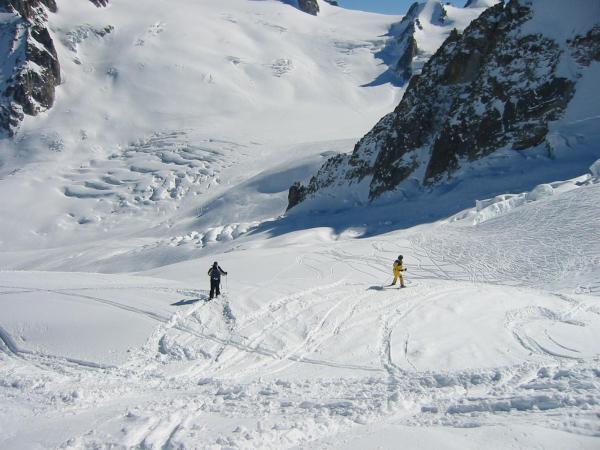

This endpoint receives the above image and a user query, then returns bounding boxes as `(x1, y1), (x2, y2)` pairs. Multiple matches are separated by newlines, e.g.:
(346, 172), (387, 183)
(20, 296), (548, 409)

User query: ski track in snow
(1, 180), (599, 448)
(0, 1), (599, 446)
(1, 233), (600, 448)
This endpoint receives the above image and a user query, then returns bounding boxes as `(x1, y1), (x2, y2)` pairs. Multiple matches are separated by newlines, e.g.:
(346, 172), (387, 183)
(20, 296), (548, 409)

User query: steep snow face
(381, 0), (491, 82)
(290, 0), (600, 209)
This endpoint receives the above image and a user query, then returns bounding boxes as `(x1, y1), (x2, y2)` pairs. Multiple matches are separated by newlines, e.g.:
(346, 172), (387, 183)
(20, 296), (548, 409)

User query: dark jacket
(208, 265), (227, 281)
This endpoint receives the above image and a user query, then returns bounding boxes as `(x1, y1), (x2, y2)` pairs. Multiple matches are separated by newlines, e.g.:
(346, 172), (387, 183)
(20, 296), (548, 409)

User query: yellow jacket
(393, 260), (404, 275)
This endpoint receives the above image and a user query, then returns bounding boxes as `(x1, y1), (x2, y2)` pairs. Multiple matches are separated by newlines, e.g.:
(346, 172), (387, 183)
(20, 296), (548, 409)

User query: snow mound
(526, 183), (555, 201)
(472, 183), (555, 224)
(474, 193), (528, 224)
(467, 169), (597, 225)
(167, 222), (260, 248)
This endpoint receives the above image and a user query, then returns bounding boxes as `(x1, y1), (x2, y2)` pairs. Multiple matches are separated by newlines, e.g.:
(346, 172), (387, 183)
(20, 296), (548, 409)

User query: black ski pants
(210, 279), (221, 299)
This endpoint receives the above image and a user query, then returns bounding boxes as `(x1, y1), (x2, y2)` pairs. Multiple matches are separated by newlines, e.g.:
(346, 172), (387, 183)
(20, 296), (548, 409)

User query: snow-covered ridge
(381, 0), (496, 82)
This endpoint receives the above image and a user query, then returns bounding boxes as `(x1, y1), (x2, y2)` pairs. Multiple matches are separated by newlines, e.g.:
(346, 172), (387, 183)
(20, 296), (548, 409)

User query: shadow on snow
(171, 298), (207, 307)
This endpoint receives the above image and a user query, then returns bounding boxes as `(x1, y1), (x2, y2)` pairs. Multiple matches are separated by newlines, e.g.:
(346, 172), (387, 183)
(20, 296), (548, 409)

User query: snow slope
(0, 1), (599, 449)
(0, 0), (406, 260)
(5, 0), (402, 151)
(1, 164), (600, 448)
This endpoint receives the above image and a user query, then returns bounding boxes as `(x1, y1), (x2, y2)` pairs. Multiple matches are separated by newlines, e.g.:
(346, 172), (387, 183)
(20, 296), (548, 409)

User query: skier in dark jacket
(208, 261), (227, 299)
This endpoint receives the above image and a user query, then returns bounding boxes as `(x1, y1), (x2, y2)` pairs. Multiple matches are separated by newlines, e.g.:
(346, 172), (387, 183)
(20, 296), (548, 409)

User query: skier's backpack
(210, 266), (221, 281)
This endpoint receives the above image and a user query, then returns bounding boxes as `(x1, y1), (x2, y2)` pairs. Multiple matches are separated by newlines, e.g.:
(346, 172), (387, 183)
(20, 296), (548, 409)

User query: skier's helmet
(398, 255), (403, 260)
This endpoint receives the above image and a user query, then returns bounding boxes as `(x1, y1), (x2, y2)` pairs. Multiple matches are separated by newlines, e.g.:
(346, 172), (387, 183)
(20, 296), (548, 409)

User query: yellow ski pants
(392, 272), (404, 286)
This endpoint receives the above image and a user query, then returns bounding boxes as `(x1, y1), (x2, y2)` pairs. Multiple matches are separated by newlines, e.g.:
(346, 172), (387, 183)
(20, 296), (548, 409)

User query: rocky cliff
(0, 0), (107, 136)
(288, 0), (600, 209)
(0, 0), (60, 135)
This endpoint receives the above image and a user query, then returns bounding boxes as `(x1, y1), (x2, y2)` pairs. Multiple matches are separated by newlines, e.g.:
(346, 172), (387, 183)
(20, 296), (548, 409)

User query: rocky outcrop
(0, 0), (108, 136)
(0, 0), (60, 135)
(2, 0), (57, 16)
(293, 0), (338, 15)
(297, 0), (319, 15)
(288, 182), (307, 210)
(571, 25), (600, 66)
(288, 0), (600, 209)
(281, 0), (320, 16)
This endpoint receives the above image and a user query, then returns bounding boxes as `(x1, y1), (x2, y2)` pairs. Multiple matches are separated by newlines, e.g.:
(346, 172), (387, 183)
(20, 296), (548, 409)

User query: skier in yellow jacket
(391, 255), (406, 288)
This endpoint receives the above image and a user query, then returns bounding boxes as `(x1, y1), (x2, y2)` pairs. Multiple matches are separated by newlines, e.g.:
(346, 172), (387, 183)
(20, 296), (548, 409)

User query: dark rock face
(395, 35), (418, 80)
(288, 0), (600, 208)
(0, 0), (108, 136)
(297, 0), (319, 16)
(288, 182), (307, 210)
(571, 25), (600, 65)
(281, 0), (320, 16)
(0, 0), (60, 135)
(1, 0), (57, 16)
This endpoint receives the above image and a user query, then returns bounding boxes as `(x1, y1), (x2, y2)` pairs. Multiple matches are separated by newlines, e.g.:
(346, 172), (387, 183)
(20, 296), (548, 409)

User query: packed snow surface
(0, 0), (599, 449)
